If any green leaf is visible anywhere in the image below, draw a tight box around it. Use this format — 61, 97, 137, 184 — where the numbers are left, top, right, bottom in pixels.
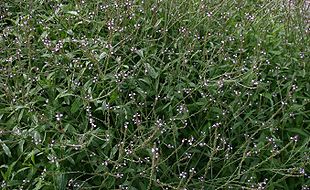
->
99, 52, 107, 60
145, 63, 158, 79
66, 11, 79, 16
64, 124, 76, 133
33, 131, 41, 144
285, 128, 310, 137
296, 115, 303, 125
262, 93, 274, 109
109, 91, 119, 103
18, 140, 25, 154
33, 179, 44, 190
25, 149, 40, 164
138, 78, 151, 86
136, 49, 144, 57
56, 173, 67, 190
67, 156, 75, 165
18, 109, 24, 122
110, 145, 118, 159
71, 98, 82, 113
3, 161, 16, 180
1, 142, 12, 158
154, 18, 163, 28
139, 181, 147, 189
16, 167, 30, 175
55, 89, 76, 99
270, 50, 281, 55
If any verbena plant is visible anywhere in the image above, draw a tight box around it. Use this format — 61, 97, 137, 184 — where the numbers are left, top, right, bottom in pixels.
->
0, 0, 309, 189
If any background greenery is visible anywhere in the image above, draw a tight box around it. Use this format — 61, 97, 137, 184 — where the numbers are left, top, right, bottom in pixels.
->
0, 0, 309, 189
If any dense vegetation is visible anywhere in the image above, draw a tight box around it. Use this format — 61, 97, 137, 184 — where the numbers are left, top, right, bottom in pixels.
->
0, 0, 309, 189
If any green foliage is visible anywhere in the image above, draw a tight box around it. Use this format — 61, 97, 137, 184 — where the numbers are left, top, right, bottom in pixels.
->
0, 0, 309, 189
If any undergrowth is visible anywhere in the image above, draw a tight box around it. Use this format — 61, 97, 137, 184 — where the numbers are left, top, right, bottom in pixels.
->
0, 0, 309, 189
